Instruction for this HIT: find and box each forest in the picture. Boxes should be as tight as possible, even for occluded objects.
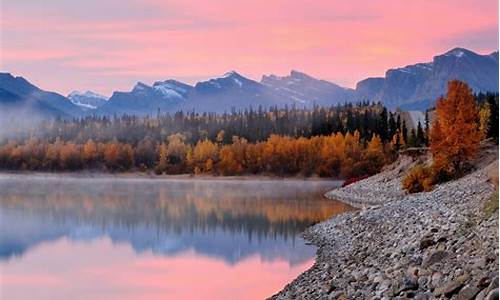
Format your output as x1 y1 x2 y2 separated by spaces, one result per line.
0 94 497 178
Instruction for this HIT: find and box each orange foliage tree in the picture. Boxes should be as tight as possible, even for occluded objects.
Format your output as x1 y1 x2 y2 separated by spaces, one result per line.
430 80 481 176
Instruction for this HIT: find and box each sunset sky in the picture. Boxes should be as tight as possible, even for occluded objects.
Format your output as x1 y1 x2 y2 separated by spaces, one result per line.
1 0 498 96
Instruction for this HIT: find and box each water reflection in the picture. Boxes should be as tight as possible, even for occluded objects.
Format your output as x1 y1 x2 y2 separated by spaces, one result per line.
0 174 351 299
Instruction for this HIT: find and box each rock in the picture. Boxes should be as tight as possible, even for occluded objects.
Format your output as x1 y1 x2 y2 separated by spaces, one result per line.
420 238 436 250
488 277 499 293
479 277 492 288
457 273 470 284
431 272 443 288
396 276 418 293
486 289 499 300
477 289 487 300
328 291 344 300
414 292 432 300
418 276 429 289
407 266 420 277
458 285 481 300
434 280 464 297
423 250 449 267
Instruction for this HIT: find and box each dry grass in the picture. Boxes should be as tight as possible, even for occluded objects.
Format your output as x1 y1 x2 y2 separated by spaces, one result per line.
483 161 499 217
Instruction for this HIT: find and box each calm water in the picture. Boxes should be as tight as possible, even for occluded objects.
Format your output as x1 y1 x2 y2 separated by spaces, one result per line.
0 174 351 300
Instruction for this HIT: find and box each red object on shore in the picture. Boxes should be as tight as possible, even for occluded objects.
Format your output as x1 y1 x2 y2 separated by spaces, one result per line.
341 175 369 187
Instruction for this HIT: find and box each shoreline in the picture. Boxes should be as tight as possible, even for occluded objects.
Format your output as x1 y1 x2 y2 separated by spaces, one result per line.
0 170 344 182
270 153 499 299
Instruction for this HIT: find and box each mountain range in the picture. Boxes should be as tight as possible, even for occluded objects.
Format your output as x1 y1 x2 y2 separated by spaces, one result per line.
1 47 498 119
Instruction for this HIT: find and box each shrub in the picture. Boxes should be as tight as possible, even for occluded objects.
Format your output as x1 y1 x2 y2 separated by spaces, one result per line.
402 164 434 193
342 175 369 187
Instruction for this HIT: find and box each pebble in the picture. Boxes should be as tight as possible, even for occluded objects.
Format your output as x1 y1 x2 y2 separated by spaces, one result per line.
269 155 499 300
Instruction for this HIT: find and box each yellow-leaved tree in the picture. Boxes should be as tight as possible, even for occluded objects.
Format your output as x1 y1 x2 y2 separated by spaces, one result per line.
430 80 481 176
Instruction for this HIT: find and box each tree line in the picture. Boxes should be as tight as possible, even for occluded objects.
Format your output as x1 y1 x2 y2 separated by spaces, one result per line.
0 131 387 178
1 93 497 178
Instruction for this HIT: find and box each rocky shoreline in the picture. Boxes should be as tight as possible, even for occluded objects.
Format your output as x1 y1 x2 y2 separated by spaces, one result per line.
270 153 499 299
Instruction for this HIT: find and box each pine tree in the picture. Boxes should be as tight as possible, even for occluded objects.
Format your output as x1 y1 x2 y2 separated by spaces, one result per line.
487 95 499 143
402 120 408 144
416 121 425 147
378 108 389 142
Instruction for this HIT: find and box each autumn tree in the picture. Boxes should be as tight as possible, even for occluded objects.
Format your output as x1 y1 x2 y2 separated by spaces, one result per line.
59 142 82 170
44 138 63 170
430 80 481 176
104 141 134 171
479 102 491 139
135 136 157 169
83 139 99 166
188 139 218 174
218 136 248 175
362 134 385 175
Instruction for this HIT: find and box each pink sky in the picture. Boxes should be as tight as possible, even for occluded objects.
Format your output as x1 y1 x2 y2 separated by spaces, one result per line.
1 0 498 96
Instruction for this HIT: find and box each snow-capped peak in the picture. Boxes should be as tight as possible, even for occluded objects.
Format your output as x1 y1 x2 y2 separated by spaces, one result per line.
153 82 183 99
444 47 472 58
68 90 108 101
67 90 108 110
220 71 244 87
223 70 240 78
132 82 152 93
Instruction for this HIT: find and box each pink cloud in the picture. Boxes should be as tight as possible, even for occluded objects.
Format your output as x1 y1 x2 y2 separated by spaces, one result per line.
1 0 497 95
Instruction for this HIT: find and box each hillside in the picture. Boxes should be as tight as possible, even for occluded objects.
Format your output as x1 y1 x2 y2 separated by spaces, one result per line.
272 143 499 299
0 73 83 119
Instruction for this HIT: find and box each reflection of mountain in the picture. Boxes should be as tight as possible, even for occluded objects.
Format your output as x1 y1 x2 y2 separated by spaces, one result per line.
0 175 350 264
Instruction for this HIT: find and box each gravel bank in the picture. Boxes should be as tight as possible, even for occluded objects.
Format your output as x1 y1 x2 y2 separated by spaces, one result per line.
270 154 499 299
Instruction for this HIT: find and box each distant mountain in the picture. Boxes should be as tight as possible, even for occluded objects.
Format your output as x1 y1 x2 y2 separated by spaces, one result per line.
0 73 83 119
98 79 193 116
261 70 354 106
177 71 289 113
2 47 498 117
355 48 499 109
68 91 108 110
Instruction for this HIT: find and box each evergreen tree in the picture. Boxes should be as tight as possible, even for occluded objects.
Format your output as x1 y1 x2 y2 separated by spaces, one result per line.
487 95 499 143
388 112 397 139
416 121 425 147
378 107 389 142
402 120 408 143
408 129 417 147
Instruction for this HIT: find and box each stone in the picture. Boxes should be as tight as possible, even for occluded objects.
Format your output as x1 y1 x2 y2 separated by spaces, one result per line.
328 291 344 300
434 280 464 297
486 289 499 300
488 277 499 292
479 277 492 288
477 289 487 300
414 292 431 300
458 285 481 300
423 251 449 267
398 276 418 292
420 238 436 250
431 272 443 288
418 276 429 289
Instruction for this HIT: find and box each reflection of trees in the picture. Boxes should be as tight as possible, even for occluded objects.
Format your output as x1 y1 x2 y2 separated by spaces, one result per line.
0 178 352 240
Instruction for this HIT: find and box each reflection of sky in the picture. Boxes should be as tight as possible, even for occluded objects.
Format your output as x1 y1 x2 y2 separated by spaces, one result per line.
0 175 350 299
0 237 314 300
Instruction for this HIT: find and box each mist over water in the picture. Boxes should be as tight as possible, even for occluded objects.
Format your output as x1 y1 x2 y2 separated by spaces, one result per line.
0 174 351 300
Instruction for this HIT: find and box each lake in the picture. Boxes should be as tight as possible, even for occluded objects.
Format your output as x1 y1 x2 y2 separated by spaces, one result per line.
0 174 352 300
